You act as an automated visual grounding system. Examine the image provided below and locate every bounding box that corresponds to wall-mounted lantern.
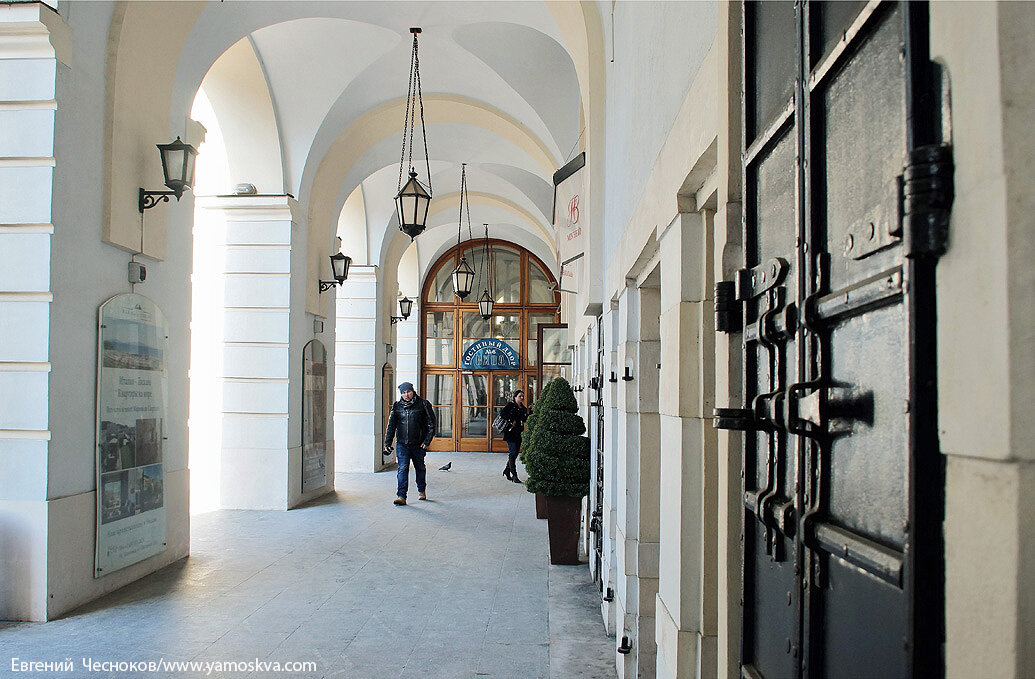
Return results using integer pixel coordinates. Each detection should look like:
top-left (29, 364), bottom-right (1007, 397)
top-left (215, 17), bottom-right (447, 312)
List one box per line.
top-left (139, 137), bottom-right (198, 212)
top-left (319, 252), bottom-right (351, 293)
top-left (391, 296), bottom-right (415, 325)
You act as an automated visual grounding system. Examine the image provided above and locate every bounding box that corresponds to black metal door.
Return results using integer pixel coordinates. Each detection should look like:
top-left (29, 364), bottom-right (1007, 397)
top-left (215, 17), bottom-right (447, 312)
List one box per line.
top-left (717, 3), bottom-right (952, 677)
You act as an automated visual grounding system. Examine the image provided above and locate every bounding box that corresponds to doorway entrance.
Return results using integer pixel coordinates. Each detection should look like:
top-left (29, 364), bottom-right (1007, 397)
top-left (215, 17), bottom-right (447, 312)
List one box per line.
top-left (420, 240), bottom-right (560, 452)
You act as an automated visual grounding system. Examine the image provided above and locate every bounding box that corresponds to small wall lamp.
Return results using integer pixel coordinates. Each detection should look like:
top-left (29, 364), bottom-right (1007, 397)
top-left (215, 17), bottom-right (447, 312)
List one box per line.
top-left (139, 137), bottom-right (198, 212)
top-left (390, 296), bottom-right (414, 325)
top-left (319, 253), bottom-right (351, 293)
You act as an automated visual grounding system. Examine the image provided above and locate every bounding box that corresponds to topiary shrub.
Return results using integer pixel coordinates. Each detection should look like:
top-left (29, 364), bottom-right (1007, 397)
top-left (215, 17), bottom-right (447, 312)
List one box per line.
top-left (522, 377), bottom-right (590, 498)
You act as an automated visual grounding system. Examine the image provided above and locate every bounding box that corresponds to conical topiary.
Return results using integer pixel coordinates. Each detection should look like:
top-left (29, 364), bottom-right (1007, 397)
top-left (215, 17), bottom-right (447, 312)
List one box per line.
top-left (522, 377), bottom-right (590, 498)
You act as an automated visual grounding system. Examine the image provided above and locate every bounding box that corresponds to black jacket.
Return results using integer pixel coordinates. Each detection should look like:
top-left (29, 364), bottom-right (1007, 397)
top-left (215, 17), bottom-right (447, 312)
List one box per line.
top-left (500, 402), bottom-right (528, 443)
top-left (384, 395), bottom-right (437, 447)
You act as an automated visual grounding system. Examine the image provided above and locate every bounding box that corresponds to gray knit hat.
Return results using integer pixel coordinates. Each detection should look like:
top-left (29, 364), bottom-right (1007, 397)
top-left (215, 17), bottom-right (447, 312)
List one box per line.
top-left (398, 382), bottom-right (415, 392)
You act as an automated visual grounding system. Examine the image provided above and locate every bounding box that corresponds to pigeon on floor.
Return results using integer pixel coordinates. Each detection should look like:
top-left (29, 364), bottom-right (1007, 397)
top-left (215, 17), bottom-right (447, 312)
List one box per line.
top-left (439, 462), bottom-right (452, 471)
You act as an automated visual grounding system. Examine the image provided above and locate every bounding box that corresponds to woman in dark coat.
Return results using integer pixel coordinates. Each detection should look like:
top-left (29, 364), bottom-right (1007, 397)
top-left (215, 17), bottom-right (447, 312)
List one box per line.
top-left (500, 390), bottom-right (528, 483)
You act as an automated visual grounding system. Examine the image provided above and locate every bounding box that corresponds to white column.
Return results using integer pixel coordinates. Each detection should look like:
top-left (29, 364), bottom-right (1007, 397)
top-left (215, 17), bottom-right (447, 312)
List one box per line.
top-left (197, 195), bottom-right (311, 510)
top-left (395, 316), bottom-right (418, 390)
top-left (334, 267), bottom-right (383, 472)
top-left (655, 211), bottom-right (718, 679)
top-left (0, 3), bottom-right (63, 622)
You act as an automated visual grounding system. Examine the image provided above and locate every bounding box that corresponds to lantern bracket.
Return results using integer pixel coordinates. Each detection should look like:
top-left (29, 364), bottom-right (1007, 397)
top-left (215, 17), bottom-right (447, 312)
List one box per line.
top-left (138, 188), bottom-right (177, 213)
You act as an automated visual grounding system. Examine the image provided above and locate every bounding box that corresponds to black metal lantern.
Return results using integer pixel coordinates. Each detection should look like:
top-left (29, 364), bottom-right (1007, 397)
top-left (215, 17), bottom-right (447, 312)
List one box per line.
top-left (392, 295), bottom-right (415, 325)
top-left (330, 252), bottom-right (350, 283)
top-left (319, 253), bottom-right (351, 293)
top-left (395, 170), bottom-right (432, 240)
top-left (158, 137), bottom-right (198, 198)
top-left (451, 163), bottom-right (476, 299)
top-left (477, 223), bottom-right (494, 320)
top-left (399, 295), bottom-right (413, 319)
top-left (478, 288), bottom-right (494, 320)
top-left (452, 256), bottom-right (475, 299)
top-left (394, 27), bottom-right (432, 240)
top-left (139, 136), bottom-right (198, 212)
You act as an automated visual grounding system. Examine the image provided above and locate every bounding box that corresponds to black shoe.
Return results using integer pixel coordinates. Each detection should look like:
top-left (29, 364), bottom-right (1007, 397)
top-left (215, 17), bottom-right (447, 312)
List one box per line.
top-left (503, 468), bottom-right (513, 481)
top-left (512, 476), bottom-right (522, 484)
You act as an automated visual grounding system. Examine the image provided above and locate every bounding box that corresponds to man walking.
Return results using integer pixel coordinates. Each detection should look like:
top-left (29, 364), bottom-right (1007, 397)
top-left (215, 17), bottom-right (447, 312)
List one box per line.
top-left (383, 382), bottom-right (437, 505)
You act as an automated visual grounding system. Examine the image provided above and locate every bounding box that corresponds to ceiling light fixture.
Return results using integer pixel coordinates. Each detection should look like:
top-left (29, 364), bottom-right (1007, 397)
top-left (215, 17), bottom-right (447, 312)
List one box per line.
top-left (451, 163), bottom-right (476, 299)
top-left (394, 27), bottom-right (432, 240)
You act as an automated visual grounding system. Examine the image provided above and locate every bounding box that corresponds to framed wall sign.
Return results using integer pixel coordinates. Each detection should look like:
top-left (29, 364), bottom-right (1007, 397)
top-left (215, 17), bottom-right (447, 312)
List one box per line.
top-left (95, 293), bottom-right (168, 577)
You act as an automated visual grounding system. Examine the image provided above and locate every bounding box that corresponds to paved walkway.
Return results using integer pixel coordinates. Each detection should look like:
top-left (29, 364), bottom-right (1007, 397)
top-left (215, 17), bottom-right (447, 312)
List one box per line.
top-left (0, 453), bottom-right (614, 678)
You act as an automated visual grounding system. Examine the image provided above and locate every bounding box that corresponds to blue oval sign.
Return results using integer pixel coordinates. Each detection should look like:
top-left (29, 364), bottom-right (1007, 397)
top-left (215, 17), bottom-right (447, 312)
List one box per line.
top-left (461, 339), bottom-right (520, 370)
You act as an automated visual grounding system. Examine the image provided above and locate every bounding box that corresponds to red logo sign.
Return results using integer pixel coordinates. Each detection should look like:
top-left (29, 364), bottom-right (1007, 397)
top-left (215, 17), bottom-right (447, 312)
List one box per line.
top-left (567, 195), bottom-right (580, 225)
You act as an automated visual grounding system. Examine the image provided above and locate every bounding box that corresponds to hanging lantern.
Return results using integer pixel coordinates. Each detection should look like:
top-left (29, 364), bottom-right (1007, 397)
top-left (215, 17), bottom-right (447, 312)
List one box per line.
top-left (478, 223), bottom-right (494, 319)
top-left (395, 171), bottom-right (431, 240)
top-left (478, 288), bottom-right (494, 320)
top-left (452, 256), bottom-right (475, 299)
top-left (394, 27), bottom-right (433, 240)
top-left (451, 163), bottom-right (476, 299)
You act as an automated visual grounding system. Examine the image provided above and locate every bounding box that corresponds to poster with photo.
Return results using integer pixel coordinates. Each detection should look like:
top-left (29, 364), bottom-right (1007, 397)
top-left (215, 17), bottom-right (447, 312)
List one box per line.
top-left (301, 340), bottom-right (328, 493)
top-left (95, 293), bottom-right (168, 577)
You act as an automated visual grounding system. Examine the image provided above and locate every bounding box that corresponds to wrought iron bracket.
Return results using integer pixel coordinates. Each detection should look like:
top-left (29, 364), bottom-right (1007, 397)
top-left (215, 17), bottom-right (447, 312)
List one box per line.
top-left (318, 280), bottom-right (339, 294)
top-left (138, 188), bottom-right (176, 213)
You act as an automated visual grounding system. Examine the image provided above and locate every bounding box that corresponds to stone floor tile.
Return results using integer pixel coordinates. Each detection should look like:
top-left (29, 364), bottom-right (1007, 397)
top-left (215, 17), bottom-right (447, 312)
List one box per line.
top-left (1, 453), bottom-right (613, 678)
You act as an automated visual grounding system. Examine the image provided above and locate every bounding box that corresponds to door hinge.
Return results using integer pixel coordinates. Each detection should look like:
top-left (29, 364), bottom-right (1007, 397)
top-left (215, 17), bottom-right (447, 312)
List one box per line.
top-left (715, 280), bottom-right (740, 333)
top-left (904, 143), bottom-right (954, 258)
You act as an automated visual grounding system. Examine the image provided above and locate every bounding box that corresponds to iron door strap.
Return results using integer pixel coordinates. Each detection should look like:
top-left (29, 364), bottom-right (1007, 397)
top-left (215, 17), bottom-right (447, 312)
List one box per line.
top-left (715, 257), bottom-right (789, 334)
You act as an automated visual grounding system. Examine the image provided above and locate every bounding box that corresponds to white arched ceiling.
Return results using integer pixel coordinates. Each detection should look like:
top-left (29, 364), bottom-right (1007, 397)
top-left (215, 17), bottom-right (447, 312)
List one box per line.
top-left (452, 22), bottom-right (581, 157)
top-left (398, 243), bottom-right (420, 299)
top-left (246, 18), bottom-right (400, 193)
top-left (145, 2), bottom-right (591, 315)
top-left (198, 36), bottom-right (283, 194)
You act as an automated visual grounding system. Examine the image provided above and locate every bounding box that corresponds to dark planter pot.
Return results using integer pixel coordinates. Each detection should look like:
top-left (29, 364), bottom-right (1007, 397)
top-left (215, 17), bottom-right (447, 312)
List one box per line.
top-left (535, 492), bottom-right (549, 519)
top-left (546, 495), bottom-right (583, 565)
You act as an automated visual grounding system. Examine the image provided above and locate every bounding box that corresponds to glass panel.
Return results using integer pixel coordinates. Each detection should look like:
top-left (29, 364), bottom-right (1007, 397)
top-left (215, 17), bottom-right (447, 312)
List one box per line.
top-left (424, 374), bottom-right (454, 406)
top-left (528, 259), bottom-right (556, 304)
top-left (541, 364), bottom-right (570, 386)
top-left (527, 375), bottom-right (538, 406)
top-left (462, 407), bottom-right (488, 438)
top-left (492, 314), bottom-right (520, 342)
top-left (427, 260), bottom-right (455, 302)
top-left (462, 312), bottom-right (492, 352)
top-left (492, 374), bottom-right (520, 408)
top-left (461, 373), bottom-right (488, 407)
top-left (527, 313), bottom-right (555, 367)
top-left (434, 407), bottom-right (453, 438)
top-left (425, 311), bottom-right (454, 365)
top-left (541, 326), bottom-right (571, 364)
top-left (491, 247), bottom-right (521, 303)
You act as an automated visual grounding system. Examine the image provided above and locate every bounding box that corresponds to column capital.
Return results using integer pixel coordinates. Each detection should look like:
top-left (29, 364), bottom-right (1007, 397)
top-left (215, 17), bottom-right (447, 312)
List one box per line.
top-left (0, 3), bottom-right (70, 64)
top-left (195, 194), bottom-right (300, 222)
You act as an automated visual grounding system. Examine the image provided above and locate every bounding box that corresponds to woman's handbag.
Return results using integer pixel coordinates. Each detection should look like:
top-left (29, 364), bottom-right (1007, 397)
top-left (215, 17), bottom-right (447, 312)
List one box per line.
top-left (492, 412), bottom-right (512, 435)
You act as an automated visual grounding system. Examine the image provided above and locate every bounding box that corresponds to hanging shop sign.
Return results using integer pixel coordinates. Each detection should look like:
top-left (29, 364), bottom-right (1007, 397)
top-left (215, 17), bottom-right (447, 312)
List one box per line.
top-left (461, 339), bottom-right (520, 370)
top-left (95, 293), bottom-right (168, 577)
top-left (301, 339), bottom-right (329, 493)
top-left (552, 152), bottom-right (586, 272)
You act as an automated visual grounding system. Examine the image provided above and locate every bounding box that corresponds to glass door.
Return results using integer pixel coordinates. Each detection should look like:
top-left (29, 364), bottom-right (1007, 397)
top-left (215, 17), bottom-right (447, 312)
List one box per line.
top-left (459, 372), bottom-right (489, 451)
top-left (424, 372), bottom-right (455, 452)
top-left (489, 372), bottom-right (521, 452)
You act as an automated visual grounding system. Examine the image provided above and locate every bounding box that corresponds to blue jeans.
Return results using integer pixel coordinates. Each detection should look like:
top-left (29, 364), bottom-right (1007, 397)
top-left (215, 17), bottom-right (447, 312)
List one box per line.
top-left (396, 443), bottom-right (427, 498)
top-left (506, 440), bottom-right (521, 477)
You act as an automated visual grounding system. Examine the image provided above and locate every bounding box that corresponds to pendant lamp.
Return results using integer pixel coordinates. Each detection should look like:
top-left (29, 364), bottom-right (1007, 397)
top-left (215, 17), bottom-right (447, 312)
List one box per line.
top-left (394, 28), bottom-right (432, 240)
top-left (451, 164), bottom-right (476, 299)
